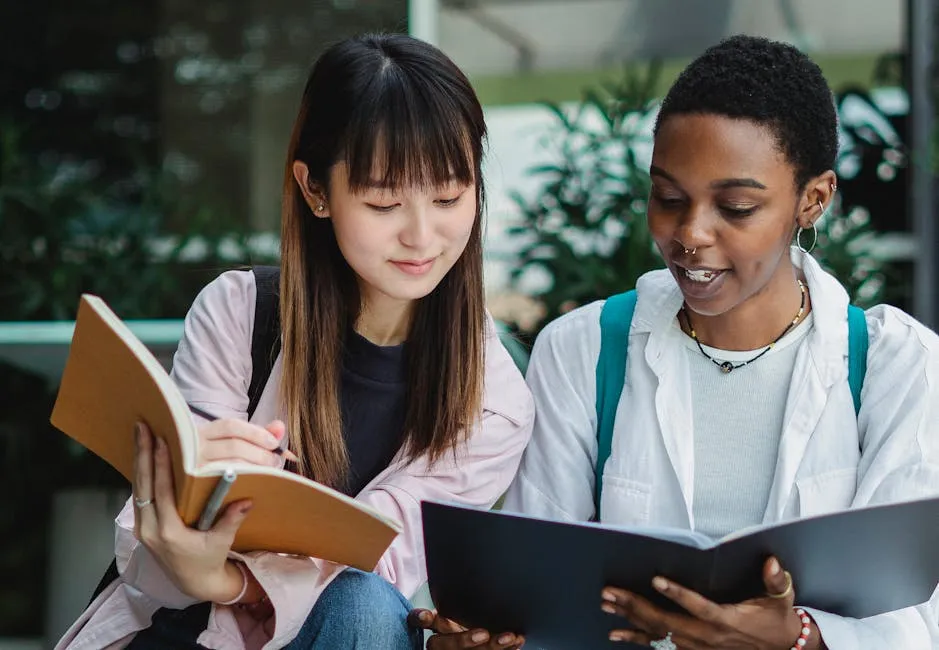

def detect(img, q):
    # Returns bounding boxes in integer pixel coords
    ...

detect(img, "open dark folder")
[422,497,939,650]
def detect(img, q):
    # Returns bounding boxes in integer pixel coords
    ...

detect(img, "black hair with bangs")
[278,33,489,487]
[294,32,484,197]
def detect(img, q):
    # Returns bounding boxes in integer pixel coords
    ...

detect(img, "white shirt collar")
[632,247,853,386]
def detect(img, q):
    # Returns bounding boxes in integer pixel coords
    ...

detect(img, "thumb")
[265,420,286,441]
[211,500,253,540]
[763,556,794,603]
[429,611,468,634]
[406,608,435,630]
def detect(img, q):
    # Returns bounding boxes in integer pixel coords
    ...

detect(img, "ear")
[292,161,329,218]
[796,170,838,230]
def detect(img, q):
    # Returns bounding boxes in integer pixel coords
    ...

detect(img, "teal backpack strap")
[846,305,868,416]
[594,290,638,517]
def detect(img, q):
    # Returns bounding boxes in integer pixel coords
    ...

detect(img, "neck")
[682,264,811,351]
[354,291,415,346]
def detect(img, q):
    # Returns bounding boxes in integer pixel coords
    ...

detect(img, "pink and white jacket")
[56,270,535,650]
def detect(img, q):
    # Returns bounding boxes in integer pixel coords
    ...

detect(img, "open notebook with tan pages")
[50,294,401,571]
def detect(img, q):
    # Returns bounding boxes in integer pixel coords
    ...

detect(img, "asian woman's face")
[295,159,478,309]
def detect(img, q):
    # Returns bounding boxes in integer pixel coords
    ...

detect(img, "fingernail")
[283,450,300,463]
[265,434,279,448]
[418,610,432,623]
[497,634,513,645]
[609,631,625,642]
[240,502,253,515]
[134,423,143,446]
[471,631,488,643]
[652,576,669,592]
[601,603,616,614]
[155,437,166,452]
[601,589,617,602]
[770,557,781,575]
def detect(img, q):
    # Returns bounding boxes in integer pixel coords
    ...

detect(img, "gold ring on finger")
[767,571,794,599]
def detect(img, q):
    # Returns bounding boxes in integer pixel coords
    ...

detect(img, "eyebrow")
[363,175,459,190]
[710,178,767,190]
[649,166,767,191]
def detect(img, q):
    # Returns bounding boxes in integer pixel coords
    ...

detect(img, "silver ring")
[134,497,153,508]
[651,632,676,650]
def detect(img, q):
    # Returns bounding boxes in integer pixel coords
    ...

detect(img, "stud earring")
[316,204,325,212]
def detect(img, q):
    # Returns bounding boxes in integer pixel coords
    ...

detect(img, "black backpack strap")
[247,266,282,420]
[89,559,119,605]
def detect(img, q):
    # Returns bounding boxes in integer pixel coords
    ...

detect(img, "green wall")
[472,53,891,107]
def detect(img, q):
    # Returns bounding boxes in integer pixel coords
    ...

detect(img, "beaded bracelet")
[790,607,813,649]
[217,561,249,606]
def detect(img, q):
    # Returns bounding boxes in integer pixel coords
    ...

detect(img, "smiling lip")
[673,263,729,301]
[391,258,436,276]
[678,264,725,275]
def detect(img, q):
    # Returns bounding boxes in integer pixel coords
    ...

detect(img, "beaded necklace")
[681,279,807,374]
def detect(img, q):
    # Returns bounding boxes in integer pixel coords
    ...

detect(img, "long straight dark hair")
[280,33,487,488]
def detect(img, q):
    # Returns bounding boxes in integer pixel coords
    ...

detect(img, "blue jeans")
[127,569,420,650]
[285,568,422,650]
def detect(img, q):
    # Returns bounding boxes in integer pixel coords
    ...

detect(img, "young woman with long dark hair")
[58,33,533,650]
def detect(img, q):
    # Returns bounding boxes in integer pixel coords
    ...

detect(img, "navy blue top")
[339,328,408,496]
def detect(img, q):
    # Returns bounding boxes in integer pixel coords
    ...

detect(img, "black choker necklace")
[682,279,807,374]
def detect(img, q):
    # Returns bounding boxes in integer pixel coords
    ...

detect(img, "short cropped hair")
[655,34,838,189]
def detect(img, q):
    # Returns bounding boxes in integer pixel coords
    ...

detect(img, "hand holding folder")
[422,497,939,649]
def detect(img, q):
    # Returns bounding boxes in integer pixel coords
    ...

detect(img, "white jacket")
[503,249,939,648]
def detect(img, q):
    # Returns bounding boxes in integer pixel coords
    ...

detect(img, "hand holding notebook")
[131,421,259,603]
[51,294,402,570]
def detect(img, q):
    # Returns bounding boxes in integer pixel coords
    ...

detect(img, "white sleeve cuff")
[801,607,884,648]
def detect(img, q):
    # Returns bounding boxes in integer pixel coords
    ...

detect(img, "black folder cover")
[422,497,939,650]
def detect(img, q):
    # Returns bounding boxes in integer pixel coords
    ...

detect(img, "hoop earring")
[797,223,818,254]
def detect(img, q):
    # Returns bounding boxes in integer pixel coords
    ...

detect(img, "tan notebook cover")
[50,295,401,571]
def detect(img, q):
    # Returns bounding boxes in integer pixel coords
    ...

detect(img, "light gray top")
[682,313,815,540]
